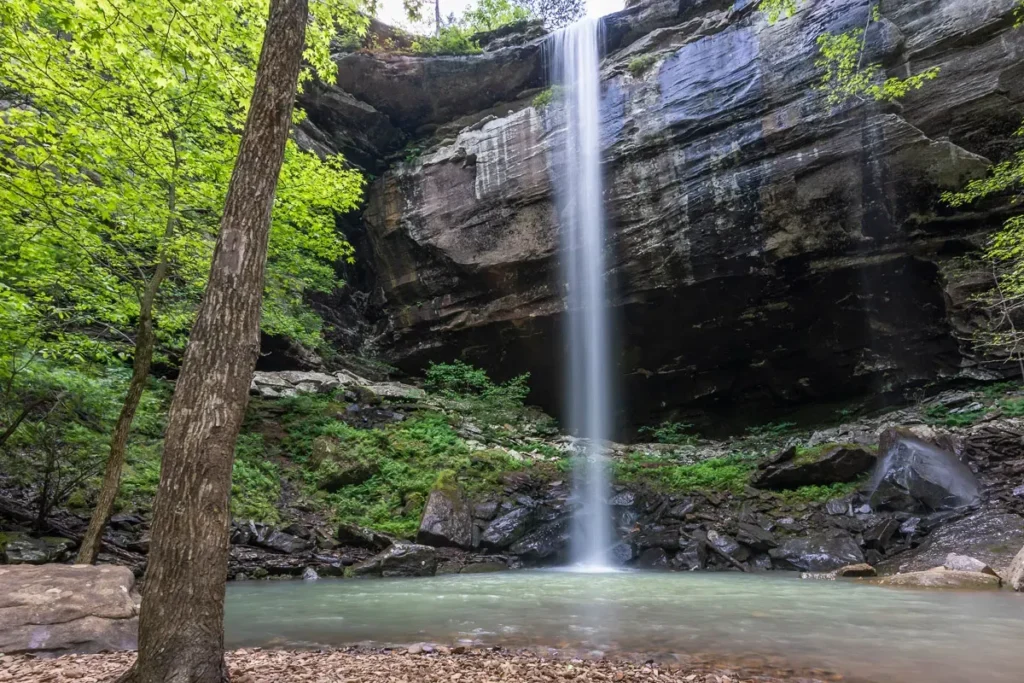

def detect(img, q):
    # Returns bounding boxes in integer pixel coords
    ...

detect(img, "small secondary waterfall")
[549,18,613,570]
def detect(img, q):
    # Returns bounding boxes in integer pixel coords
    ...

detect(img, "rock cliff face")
[309,0,1024,430]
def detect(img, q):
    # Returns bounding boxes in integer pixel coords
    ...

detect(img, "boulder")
[353,543,437,578]
[753,444,876,489]
[735,522,777,552]
[877,567,1002,590]
[672,540,707,571]
[417,484,473,549]
[258,529,312,555]
[479,507,533,550]
[302,567,319,581]
[1009,544,1024,591]
[707,530,749,563]
[460,559,507,574]
[0,535,75,565]
[0,564,139,655]
[769,530,865,572]
[310,436,379,492]
[870,429,981,511]
[876,510,1024,575]
[635,547,669,569]
[634,525,681,551]
[943,553,998,577]
[862,518,902,551]
[508,518,570,564]
[337,523,394,551]
[836,563,877,577]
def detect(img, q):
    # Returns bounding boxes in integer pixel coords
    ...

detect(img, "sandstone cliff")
[303,0,1024,430]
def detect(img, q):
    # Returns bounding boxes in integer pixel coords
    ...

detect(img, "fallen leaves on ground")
[0,648,835,683]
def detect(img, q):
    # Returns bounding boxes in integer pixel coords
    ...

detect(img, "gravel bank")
[0,648,840,683]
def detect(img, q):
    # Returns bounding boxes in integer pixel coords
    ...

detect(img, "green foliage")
[638,421,698,446]
[425,360,493,394]
[816,28,939,106]
[0,361,165,520]
[424,361,535,427]
[410,25,482,55]
[775,481,860,504]
[231,434,282,523]
[0,0,368,375]
[745,421,797,441]
[923,403,985,428]
[792,442,864,464]
[998,396,1024,417]
[760,0,799,23]
[614,452,758,494]
[627,54,658,77]
[532,88,555,109]
[943,127,1024,364]
[300,411,526,537]
[463,0,530,32]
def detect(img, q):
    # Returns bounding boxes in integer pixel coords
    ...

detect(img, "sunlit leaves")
[760,0,799,23]
[815,28,939,106]
[0,0,368,371]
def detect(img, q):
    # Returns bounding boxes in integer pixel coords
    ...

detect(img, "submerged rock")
[753,444,876,490]
[353,543,438,578]
[836,563,877,578]
[302,567,319,581]
[0,564,140,655]
[769,530,864,572]
[870,429,981,512]
[877,567,1002,590]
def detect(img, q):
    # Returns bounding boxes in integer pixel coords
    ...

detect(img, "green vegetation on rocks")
[627,54,658,77]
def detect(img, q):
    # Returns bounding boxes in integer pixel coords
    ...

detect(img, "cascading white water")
[549,18,613,570]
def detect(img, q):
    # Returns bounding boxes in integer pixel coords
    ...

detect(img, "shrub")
[638,421,698,446]
[411,26,481,55]
[614,452,757,494]
[627,54,658,77]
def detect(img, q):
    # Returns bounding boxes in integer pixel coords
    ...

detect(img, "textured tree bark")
[78,184,176,565]
[116,1,308,680]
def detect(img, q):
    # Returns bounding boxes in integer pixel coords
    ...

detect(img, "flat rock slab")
[0,564,139,656]
[876,567,1002,590]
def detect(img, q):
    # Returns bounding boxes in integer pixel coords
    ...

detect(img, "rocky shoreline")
[0,647,851,683]
[4,371,1024,586]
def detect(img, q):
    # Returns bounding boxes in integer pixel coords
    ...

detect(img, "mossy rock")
[752,443,877,490]
[310,435,379,492]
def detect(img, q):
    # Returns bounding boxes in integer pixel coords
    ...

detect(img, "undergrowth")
[613,451,759,494]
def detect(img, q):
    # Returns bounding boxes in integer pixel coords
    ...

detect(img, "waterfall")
[549,18,613,570]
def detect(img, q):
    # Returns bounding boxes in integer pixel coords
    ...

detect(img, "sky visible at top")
[375,0,625,31]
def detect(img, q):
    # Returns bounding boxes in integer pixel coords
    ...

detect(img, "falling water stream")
[550,18,614,570]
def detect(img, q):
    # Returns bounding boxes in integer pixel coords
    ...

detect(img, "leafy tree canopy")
[0,0,367,374]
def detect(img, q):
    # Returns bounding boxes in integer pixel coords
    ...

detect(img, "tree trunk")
[117,1,308,681]
[77,182,177,566]
[75,307,157,564]
[435,0,441,35]
[0,398,44,449]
